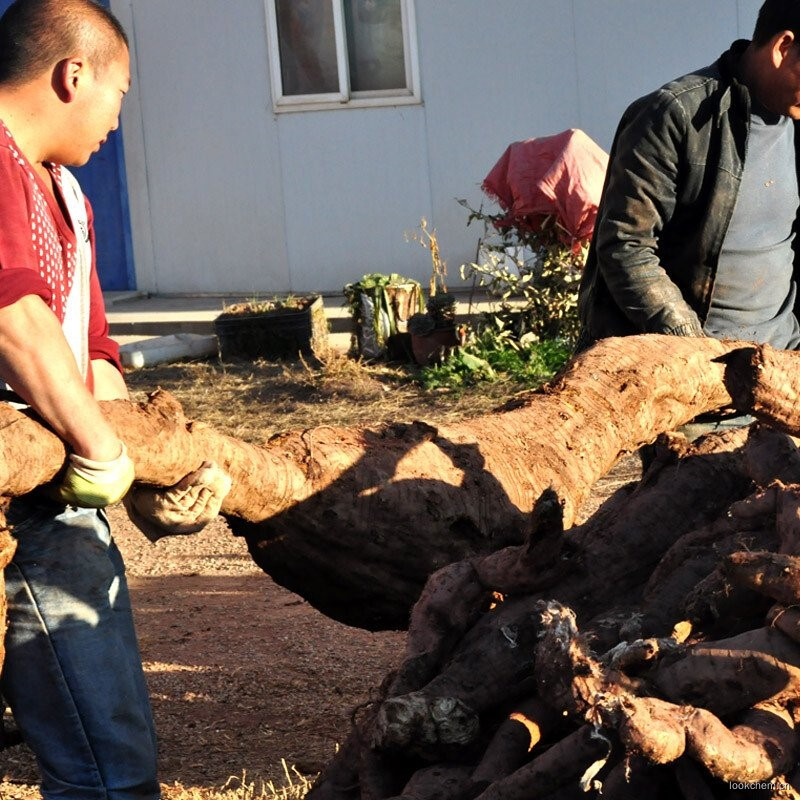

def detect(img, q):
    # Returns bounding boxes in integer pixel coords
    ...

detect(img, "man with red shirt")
[0,1,156,796]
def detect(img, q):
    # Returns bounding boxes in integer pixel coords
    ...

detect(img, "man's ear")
[771,30,797,69]
[51,57,84,103]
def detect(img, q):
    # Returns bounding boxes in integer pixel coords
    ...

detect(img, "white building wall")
[113,0,766,295]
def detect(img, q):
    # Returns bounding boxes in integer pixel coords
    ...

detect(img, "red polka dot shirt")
[0,122,121,377]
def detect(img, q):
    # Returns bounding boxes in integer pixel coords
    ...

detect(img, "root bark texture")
[304,338,800,798]
[0,334,746,630]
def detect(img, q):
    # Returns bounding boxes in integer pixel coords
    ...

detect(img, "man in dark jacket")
[578,0,800,356]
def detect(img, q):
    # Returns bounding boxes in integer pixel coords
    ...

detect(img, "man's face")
[763,39,800,119]
[64,46,130,166]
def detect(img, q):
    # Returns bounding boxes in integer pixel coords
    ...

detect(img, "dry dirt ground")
[0,356,641,799]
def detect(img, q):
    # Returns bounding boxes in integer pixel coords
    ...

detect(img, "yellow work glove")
[123,461,232,543]
[55,443,135,508]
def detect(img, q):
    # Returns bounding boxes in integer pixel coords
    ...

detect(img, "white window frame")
[265,0,421,113]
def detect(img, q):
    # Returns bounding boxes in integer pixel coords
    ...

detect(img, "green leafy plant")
[458,200,587,344]
[343,272,424,355]
[417,315,571,391]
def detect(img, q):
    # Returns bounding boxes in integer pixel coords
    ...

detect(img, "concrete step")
[105,291,498,353]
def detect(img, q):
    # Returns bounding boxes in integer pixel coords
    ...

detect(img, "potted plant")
[214,294,328,360]
[408,292,460,365]
[343,273,424,360]
[405,218,463,365]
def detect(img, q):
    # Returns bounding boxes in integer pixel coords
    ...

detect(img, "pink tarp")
[481,128,608,245]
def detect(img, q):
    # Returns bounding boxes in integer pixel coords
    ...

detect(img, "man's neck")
[0,98,59,198]
[738,44,761,98]
[0,84,57,171]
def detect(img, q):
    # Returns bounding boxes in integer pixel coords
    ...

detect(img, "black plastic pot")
[214,295,327,360]
[410,325,459,365]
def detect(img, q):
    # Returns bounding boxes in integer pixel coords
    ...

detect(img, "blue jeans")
[1,499,159,799]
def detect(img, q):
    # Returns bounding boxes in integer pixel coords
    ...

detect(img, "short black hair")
[752,0,800,45]
[0,0,128,86]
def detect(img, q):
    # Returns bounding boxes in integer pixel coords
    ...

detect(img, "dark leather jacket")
[577,40,800,349]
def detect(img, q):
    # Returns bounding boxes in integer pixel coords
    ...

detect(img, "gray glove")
[124,461,232,542]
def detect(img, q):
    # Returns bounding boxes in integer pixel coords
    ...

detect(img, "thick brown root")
[724,346,800,434]
[776,485,800,555]
[641,516,775,637]
[684,704,796,783]
[472,725,611,800]
[0,335,742,634]
[390,561,489,696]
[535,602,800,784]
[768,605,800,644]
[310,341,800,798]
[744,426,800,487]
[0,511,16,671]
[385,764,473,800]
[682,565,774,635]
[375,599,541,757]
[654,627,800,716]
[615,696,688,764]
[471,487,569,596]
[371,692,480,756]
[724,551,800,605]
[470,697,562,789]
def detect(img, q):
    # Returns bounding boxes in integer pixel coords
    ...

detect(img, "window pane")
[344,0,407,92]
[275,0,339,95]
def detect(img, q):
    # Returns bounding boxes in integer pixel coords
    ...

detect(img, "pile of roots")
[309,348,800,798]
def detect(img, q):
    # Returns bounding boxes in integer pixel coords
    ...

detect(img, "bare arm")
[0,294,122,460]
[92,357,129,402]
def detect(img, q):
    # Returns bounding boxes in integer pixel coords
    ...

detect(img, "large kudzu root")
[743,425,800,485]
[471,487,570,597]
[385,764,473,800]
[557,428,754,619]
[389,490,569,701]
[724,550,800,605]
[681,564,775,636]
[470,697,562,789]
[390,561,490,697]
[533,602,800,785]
[374,599,541,758]
[724,345,800,433]
[472,725,612,800]
[639,517,775,637]
[768,605,800,644]
[533,603,688,766]
[615,696,689,765]
[599,756,668,800]
[654,627,800,716]
[684,704,796,783]
[372,692,480,756]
